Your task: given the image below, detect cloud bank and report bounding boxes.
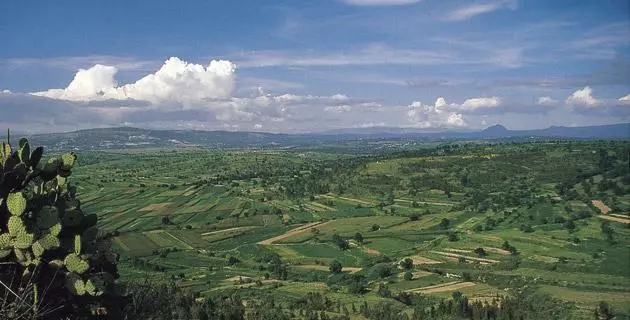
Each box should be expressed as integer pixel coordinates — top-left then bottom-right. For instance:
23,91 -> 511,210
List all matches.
0,57 -> 627,133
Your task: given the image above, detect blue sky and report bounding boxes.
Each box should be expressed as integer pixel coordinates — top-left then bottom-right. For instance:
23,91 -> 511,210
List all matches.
0,0 -> 628,133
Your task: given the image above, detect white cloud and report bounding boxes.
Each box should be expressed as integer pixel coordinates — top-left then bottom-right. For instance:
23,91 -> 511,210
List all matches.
565,86 -> 599,107
32,57 -> 236,105
1,89 -> 11,94
459,97 -> 501,110
407,98 -> 467,128
447,0 -> 516,21
619,94 -> 630,103
537,96 -> 558,106
340,0 -> 421,5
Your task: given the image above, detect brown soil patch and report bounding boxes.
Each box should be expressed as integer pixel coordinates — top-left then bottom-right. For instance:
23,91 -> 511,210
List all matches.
138,202 -> 173,212
592,200 -> 611,214
409,281 -> 475,294
226,275 -> 252,282
293,265 -> 362,273
362,247 -> 382,255
483,247 -> 511,255
106,212 -> 125,221
444,248 -> 472,254
430,251 -> 499,264
258,221 -> 329,245
598,215 -> 630,224
201,227 -> 252,236
410,255 -> 442,265
399,271 -> 432,279
319,194 -> 373,206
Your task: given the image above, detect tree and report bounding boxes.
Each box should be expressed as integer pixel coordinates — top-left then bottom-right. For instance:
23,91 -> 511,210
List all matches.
448,232 -> 459,242
332,234 -> 349,250
474,247 -> 487,257
162,215 -> 171,225
439,218 -> 450,230
329,260 -> 343,274
400,258 -> 413,270
371,224 -> 380,231
403,271 -> 413,281
564,219 -> 576,232
594,301 -> 615,320
228,256 -> 240,266
354,232 -> 364,244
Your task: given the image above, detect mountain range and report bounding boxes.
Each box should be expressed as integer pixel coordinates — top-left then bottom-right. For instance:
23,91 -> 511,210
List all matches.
10,123 -> 630,152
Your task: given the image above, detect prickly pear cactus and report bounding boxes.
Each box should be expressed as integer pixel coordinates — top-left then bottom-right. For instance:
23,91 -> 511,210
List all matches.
0,134 -> 125,318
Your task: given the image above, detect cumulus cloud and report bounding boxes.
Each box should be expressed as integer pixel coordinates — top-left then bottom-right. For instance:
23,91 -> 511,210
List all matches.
458,97 -> 501,110
565,86 -> 599,107
340,0 -> 421,5
32,57 -> 236,105
1,89 -> 11,94
407,98 -> 467,128
537,96 -> 558,106
619,94 -> 630,103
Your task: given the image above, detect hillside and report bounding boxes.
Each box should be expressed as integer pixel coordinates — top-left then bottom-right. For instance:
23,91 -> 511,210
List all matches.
69,140 -> 630,319
12,123 -> 630,152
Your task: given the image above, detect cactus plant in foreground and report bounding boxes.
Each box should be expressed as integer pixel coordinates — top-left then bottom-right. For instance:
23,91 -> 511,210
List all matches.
0,132 -> 125,319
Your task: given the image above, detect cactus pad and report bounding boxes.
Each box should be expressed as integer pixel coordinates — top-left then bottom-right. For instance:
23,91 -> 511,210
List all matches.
85,277 -> 105,296
7,192 -> 27,216
74,234 -> 82,255
64,253 -> 89,274
66,273 -> 86,296
32,233 -> 60,256
18,139 -> 30,164
61,153 -> 76,170
8,216 -> 26,235
36,206 -> 59,229
0,233 -> 11,249
47,223 -> 62,237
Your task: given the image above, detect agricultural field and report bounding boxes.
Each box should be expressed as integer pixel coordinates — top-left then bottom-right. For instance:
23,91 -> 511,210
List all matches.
70,140 -> 630,319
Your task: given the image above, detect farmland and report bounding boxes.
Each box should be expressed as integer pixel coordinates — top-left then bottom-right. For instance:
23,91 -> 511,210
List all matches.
70,140 -> 630,319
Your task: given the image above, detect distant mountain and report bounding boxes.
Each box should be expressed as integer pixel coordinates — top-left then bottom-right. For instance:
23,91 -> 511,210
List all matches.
7,123 -> 628,152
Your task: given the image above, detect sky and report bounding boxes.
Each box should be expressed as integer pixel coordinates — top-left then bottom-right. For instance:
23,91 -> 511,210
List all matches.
0,0 -> 629,133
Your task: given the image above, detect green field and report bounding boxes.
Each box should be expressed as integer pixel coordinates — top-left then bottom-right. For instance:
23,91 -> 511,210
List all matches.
68,140 -> 630,319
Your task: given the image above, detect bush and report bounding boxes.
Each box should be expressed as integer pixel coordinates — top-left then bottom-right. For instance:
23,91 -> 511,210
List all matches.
329,260 -> 343,274
399,258 -> 413,270
403,270 -> 413,281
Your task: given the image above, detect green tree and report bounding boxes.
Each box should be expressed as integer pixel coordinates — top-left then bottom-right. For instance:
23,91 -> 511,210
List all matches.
329,260 -> 343,274
354,232 -> 364,244
399,258 -> 413,270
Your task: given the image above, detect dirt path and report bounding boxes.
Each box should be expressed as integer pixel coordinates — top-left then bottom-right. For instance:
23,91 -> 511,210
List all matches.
395,199 -> 454,206
139,202 -> 173,212
430,251 -> 499,264
319,194 -> 374,206
258,221 -> 329,245
408,281 -> 475,293
362,247 -> 382,255
483,247 -> 511,255
201,227 -> 253,236
592,200 -> 611,214
410,255 -> 442,265
598,215 -> 630,224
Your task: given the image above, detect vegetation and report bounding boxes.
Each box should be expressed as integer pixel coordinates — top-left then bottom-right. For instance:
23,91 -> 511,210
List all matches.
3,137 -> 629,319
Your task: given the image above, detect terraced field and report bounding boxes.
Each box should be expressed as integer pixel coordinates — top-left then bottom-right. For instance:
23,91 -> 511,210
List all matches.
69,141 -> 630,319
